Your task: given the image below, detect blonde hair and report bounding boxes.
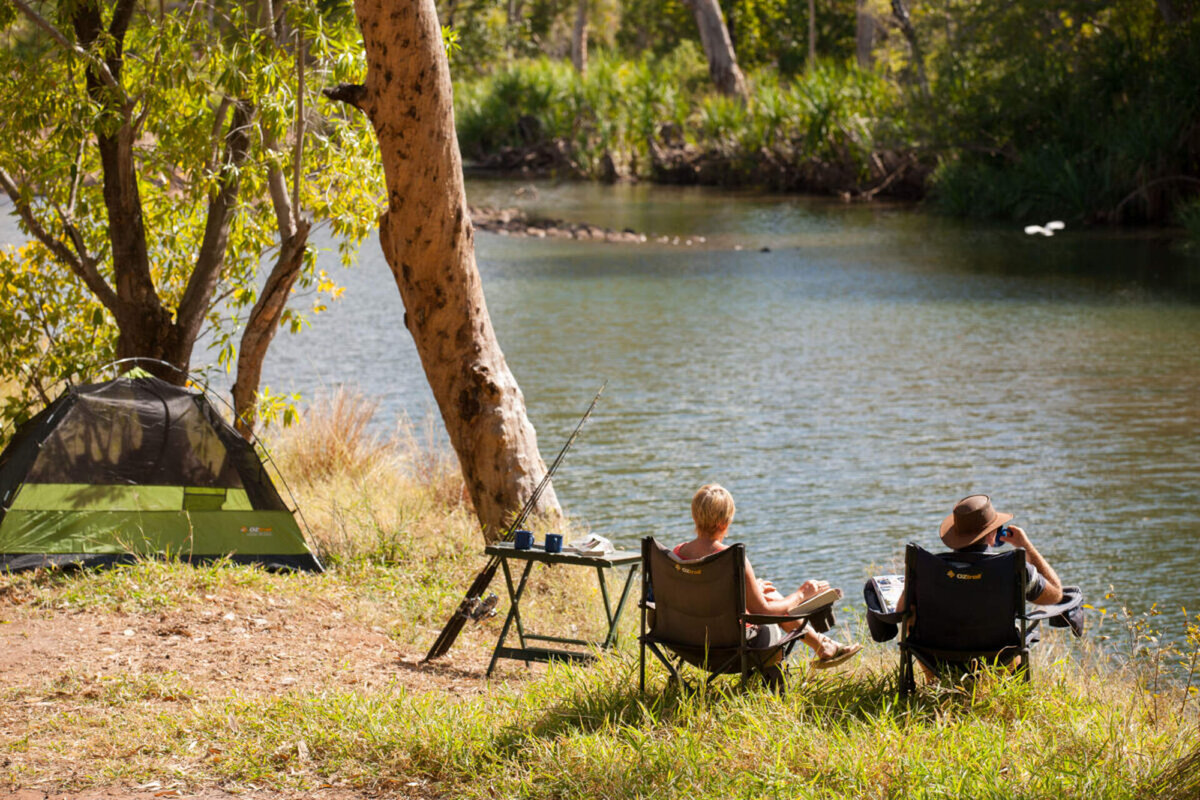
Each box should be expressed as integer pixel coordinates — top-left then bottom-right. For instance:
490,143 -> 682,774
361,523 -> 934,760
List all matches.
691,484 -> 735,537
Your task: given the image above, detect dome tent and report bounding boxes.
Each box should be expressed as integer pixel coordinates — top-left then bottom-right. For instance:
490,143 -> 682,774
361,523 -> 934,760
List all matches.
0,374 -> 321,572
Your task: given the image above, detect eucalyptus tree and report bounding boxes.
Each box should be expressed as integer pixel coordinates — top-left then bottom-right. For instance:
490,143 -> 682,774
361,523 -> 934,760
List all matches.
0,0 -> 381,434
326,0 -> 561,538
682,0 -> 747,99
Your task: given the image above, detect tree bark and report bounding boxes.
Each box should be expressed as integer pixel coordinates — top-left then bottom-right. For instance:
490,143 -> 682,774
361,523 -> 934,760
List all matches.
571,0 -> 588,75
807,0 -> 817,70
334,0 -> 561,539
890,0 -> 930,98
855,0 -> 875,69
1154,0 -> 1180,23
681,0 -> 748,100
232,220 -> 310,437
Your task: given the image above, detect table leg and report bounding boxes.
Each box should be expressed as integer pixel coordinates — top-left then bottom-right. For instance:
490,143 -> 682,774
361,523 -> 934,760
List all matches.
602,564 -> 640,649
501,556 -> 532,651
596,566 -> 613,630
487,558 -> 536,677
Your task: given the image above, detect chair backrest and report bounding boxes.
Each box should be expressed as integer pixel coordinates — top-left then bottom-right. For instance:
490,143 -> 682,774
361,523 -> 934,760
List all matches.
642,537 -> 745,649
906,543 -> 1026,653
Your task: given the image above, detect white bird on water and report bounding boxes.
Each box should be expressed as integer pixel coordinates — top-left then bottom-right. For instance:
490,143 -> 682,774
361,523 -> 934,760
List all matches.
1024,220 -> 1066,236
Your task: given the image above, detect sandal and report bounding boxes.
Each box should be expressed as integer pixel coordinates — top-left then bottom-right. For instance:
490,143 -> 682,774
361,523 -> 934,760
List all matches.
811,641 -> 863,670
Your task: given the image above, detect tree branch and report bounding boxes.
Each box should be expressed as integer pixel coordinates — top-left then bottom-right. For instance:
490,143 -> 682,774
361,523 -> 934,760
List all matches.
292,28 -> 305,219
0,167 -> 121,313
206,96 -> 233,176
66,139 -> 85,216
231,220 -> 311,437
54,203 -> 94,266
108,0 -> 138,44
8,0 -> 125,100
1114,175 -> 1200,220
176,100 -> 254,344
322,83 -> 367,111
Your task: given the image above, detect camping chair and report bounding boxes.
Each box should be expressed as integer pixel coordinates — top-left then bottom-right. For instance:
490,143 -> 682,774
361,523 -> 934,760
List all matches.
638,536 -> 836,696
866,543 -> 1084,699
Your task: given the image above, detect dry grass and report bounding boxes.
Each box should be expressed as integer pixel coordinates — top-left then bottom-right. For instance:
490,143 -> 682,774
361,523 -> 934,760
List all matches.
270,388 -> 475,567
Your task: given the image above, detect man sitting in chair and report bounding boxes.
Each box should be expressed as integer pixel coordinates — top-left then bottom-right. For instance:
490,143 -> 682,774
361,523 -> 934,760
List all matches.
672,484 -> 862,669
896,494 -> 1065,677
928,494 -> 1062,606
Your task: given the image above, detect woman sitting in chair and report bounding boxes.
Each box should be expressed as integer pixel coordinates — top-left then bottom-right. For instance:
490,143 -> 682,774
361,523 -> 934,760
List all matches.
672,483 -> 862,669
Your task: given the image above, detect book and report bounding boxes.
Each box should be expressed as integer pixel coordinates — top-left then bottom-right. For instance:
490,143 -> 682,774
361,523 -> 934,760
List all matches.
563,534 -> 614,557
788,587 -> 843,615
869,574 -> 905,614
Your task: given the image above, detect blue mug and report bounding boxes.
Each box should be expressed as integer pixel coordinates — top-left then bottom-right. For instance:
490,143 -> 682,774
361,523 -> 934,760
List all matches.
994,525 -> 1011,546
513,529 -> 534,550
544,533 -> 563,554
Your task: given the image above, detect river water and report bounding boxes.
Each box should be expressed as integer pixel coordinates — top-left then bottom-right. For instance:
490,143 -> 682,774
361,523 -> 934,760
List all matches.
4,182 -> 1199,619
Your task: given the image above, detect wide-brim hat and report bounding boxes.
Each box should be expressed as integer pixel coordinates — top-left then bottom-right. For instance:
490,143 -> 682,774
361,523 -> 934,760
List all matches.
939,494 -> 1013,550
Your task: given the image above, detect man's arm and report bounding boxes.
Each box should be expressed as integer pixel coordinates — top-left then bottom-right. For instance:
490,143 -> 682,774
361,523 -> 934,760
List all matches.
1007,525 -> 1063,605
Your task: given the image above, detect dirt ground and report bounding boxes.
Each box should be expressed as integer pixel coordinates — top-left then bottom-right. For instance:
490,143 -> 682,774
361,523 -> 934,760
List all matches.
0,592 -> 541,799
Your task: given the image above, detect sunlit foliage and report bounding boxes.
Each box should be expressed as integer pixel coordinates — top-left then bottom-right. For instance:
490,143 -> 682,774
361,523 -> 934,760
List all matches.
0,0 -> 383,430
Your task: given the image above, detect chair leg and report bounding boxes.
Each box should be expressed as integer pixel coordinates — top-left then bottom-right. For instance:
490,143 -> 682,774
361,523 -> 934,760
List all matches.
639,639 -> 646,696
899,648 -> 912,700
762,665 -> 785,696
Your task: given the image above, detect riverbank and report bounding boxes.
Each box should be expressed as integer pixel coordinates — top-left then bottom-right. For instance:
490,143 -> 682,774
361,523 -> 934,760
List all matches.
455,57 -> 926,202
2,392 -> 1199,799
452,39 -> 1200,234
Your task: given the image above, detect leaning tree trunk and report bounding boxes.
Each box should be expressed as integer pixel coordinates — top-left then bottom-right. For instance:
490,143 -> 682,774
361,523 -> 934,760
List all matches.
571,0 -> 588,75
890,0 -> 930,98
855,0 -> 875,69
682,0 -> 748,101
330,0 -> 561,539
807,0 -> 816,70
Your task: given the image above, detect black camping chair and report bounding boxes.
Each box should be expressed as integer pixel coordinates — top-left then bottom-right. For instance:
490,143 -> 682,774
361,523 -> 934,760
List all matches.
638,536 -> 836,696
866,543 -> 1084,699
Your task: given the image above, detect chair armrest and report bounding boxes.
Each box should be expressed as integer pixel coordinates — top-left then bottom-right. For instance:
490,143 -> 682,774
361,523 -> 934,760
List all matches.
743,612 -> 807,625
1024,586 -> 1085,636
1026,585 -> 1083,620
744,604 -> 837,634
871,609 -> 907,625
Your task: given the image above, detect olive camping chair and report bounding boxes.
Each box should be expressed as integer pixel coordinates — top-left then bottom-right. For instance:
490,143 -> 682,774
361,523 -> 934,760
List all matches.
865,543 -> 1084,699
638,536 -> 837,696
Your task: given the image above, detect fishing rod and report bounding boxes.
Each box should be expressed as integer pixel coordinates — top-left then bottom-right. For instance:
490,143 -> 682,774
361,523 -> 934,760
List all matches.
423,381 -> 607,663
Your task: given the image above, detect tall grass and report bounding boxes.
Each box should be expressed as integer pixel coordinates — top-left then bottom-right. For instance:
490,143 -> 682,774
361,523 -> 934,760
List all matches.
454,49 -> 898,187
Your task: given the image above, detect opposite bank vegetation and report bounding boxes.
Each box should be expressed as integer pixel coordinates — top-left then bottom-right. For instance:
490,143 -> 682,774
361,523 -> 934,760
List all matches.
452,13 -> 1200,245
2,391 -> 1200,798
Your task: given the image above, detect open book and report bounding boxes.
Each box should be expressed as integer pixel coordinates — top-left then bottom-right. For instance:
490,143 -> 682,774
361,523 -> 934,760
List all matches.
563,534 -> 614,557
869,574 -> 905,614
788,586 -> 843,616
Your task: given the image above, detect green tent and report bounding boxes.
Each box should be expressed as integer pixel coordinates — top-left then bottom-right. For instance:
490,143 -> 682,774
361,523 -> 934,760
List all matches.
0,375 -> 321,572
